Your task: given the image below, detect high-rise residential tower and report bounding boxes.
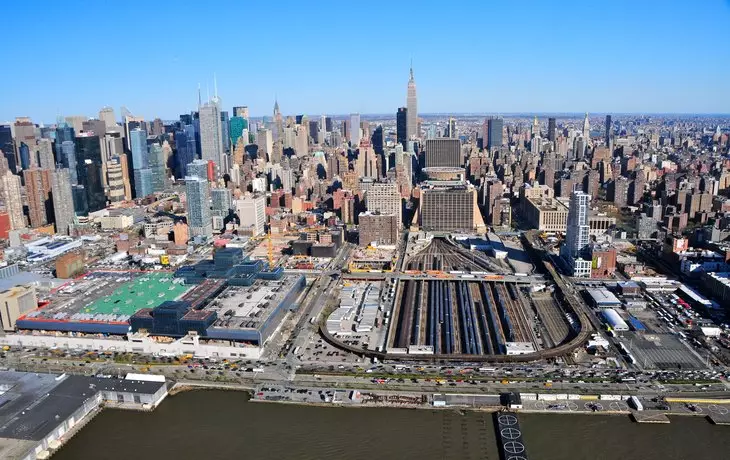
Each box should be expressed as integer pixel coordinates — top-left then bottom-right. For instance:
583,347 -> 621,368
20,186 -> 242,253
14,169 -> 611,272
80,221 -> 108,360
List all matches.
185,175 -> 212,239
0,170 -> 24,229
51,168 -> 75,234
561,187 -> 592,277
406,64 -> 418,139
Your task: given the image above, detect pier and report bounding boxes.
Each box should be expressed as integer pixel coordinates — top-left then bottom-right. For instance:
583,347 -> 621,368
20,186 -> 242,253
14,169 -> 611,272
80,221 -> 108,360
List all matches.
494,411 -> 529,460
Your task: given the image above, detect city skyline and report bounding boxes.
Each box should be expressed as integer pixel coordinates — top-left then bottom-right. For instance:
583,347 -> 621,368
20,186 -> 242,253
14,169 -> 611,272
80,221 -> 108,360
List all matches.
2,1 -> 730,122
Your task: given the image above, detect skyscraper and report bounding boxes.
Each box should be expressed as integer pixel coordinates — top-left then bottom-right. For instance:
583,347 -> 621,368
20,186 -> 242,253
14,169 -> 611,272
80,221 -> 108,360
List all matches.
60,141 -> 77,184
74,134 -> 106,213
199,99 -> 224,173
349,113 -> 361,146
174,125 -> 197,179
51,168 -> 75,234
220,111 -> 230,153
406,65 -> 418,139
547,117 -> 557,143
0,171 -> 24,229
561,188 -> 592,277
447,117 -> 457,139
106,157 -> 127,203
582,112 -> 590,141
605,114 -> 612,145
36,139 -> 55,169
185,175 -> 212,239
148,143 -> 166,192
134,168 -> 153,198
396,107 -> 408,149
487,118 -> 503,150
23,168 -> 52,228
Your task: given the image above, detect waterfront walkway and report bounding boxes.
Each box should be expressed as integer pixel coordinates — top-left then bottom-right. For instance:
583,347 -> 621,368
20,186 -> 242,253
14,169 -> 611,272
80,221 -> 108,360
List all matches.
494,411 -> 529,460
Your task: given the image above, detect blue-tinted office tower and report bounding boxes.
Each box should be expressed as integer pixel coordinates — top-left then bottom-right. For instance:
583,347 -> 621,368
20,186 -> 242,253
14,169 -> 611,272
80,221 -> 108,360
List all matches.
72,185 -> 88,216
229,116 -> 245,145
19,142 -> 31,170
130,128 -> 148,170
55,124 -> 75,144
221,111 -> 230,153
60,141 -> 78,184
73,135 -> 106,213
174,125 -> 197,179
487,118 -> 503,150
134,168 -> 153,198
0,125 -> 15,173
149,143 -> 166,192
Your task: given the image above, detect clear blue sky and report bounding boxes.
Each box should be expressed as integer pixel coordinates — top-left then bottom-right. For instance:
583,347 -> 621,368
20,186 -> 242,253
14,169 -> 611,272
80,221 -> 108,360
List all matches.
2,0 -> 729,123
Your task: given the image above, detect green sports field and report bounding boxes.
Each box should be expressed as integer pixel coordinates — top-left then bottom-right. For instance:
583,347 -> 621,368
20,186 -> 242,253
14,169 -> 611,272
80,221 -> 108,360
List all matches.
81,272 -> 190,316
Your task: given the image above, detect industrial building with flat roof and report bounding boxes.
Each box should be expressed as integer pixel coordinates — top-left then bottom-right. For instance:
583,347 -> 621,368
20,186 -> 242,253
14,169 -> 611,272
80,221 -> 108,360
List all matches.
16,272 -> 190,334
14,248 -> 305,346
0,371 -> 167,460
520,187 -> 616,236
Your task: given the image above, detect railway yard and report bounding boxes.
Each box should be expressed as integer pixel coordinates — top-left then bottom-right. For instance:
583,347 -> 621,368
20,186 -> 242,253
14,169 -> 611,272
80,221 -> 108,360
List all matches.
387,238 -> 573,357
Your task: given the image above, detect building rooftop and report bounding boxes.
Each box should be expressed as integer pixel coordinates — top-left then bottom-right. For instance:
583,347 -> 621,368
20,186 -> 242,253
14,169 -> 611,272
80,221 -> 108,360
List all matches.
20,271 -> 191,326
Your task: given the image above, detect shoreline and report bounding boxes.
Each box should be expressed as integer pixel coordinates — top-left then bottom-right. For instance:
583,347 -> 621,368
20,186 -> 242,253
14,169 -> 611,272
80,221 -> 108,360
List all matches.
165,381 -> 727,424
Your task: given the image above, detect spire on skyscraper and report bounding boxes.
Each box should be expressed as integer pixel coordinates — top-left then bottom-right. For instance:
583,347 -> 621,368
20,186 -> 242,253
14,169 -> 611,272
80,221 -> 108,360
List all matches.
409,59 -> 414,81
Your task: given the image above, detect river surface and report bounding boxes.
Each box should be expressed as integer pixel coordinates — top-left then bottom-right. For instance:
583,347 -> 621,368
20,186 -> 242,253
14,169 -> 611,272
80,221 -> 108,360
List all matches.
55,390 -> 730,460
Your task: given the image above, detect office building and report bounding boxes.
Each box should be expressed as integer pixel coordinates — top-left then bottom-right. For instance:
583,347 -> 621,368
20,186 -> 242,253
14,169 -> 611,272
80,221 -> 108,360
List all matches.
59,141 -> 78,184
487,118 -> 503,150
36,138 -> 55,169
396,107 -> 408,148
582,112 -> 590,141
447,117 -> 457,139
19,142 -> 31,170
0,170 -> 24,229
220,111 -> 230,153
74,134 -> 106,213
148,143 -> 166,192
134,168 -> 153,198
99,106 -> 116,128
229,116 -> 246,146
185,175 -> 212,239
13,117 -> 36,160
51,168 -> 75,234
407,65 -> 418,139
0,125 -> 13,170
349,113 -> 361,146
236,193 -> 266,236
257,128 -> 273,160
548,117 -> 557,143
130,128 -> 148,170
420,186 -> 484,233
424,138 -> 461,168
174,125 -> 197,179
561,188 -> 592,277
605,114 -> 612,145
199,99 -> 224,172
358,212 -> 399,246
106,156 -> 127,203
365,181 -> 402,229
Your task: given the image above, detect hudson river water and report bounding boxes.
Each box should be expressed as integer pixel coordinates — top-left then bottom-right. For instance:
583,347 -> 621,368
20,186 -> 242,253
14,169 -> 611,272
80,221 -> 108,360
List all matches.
55,390 -> 730,460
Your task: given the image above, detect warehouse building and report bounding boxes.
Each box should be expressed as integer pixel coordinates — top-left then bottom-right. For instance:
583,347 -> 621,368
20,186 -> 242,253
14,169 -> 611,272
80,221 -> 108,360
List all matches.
586,288 -> 621,308
0,371 -> 167,460
602,308 -> 629,331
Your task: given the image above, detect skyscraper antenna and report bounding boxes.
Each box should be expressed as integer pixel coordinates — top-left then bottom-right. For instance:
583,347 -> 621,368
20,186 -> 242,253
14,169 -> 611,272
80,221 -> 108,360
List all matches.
198,84 -> 202,108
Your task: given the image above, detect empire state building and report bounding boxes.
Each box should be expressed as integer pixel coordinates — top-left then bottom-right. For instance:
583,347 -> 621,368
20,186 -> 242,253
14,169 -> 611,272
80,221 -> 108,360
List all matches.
406,65 -> 418,140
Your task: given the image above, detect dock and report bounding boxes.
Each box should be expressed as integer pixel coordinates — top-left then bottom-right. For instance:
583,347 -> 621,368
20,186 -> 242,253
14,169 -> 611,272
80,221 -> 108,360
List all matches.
494,411 -> 529,460
631,411 -> 671,424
